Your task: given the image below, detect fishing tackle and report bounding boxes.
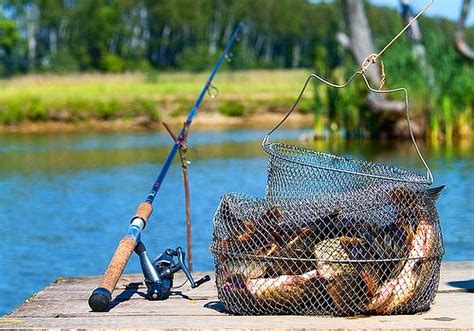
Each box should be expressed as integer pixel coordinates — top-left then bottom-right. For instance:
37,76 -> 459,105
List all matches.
134,242 -> 210,300
88,22 -> 243,312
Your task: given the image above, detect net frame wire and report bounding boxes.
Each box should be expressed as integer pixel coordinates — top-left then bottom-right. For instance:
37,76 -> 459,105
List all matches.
262,71 -> 433,184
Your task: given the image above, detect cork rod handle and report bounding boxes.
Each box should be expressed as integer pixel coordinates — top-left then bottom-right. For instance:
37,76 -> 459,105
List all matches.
134,201 -> 153,221
88,202 -> 152,312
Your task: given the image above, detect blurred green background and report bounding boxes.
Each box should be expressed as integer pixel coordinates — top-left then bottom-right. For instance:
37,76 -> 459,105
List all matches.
0,0 -> 472,141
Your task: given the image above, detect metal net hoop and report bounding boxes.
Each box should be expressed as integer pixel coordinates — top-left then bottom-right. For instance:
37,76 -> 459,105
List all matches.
262,72 -> 433,184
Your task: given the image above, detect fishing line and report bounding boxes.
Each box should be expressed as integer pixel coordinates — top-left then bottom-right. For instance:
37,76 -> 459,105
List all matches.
171,279 -> 189,290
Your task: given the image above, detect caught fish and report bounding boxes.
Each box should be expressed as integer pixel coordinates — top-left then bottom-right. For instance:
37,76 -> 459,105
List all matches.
389,185 -> 445,208
257,226 -> 317,277
314,236 -> 365,280
426,185 -> 446,201
216,185 -> 443,315
220,206 -> 283,252
326,271 -> 378,316
257,226 -> 312,256
367,210 -> 436,314
323,236 -> 381,315
221,259 -> 267,279
364,185 -> 444,261
245,269 -> 320,303
250,209 -> 340,259
364,222 -> 415,260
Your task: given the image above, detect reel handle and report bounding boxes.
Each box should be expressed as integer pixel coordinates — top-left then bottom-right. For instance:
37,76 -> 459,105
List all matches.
88,202 -> 153,312
172,247 -> 211,289
192,275 -> 211,288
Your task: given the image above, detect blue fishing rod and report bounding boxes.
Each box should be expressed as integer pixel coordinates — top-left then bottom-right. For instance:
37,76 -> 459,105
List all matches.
89,23 -> 243,312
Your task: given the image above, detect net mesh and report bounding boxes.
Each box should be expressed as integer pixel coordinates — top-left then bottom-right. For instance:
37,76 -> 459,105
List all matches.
210,142 -> 444,316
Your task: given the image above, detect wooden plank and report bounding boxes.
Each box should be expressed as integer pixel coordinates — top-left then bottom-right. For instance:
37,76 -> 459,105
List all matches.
1,292 -> 473,330
438,262 -> 474,292
1,262 -> 473,330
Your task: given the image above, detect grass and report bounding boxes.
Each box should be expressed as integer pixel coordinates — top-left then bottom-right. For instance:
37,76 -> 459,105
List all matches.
0,69 -> 471,140
0,70 -> 312,125
0,70 -> 311,103
218,101 -> 245,117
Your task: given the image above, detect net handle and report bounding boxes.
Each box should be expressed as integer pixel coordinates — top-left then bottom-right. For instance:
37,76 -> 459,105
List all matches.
262,72 -> 434,184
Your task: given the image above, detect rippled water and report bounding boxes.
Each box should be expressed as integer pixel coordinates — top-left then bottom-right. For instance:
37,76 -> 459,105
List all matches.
0,129 -> 472,315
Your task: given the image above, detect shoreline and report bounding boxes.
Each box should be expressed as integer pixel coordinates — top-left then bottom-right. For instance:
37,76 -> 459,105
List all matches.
0,112 -> 313,134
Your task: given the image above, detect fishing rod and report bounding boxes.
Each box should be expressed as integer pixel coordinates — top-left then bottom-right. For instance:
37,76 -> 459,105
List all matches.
88,23 -> 243,312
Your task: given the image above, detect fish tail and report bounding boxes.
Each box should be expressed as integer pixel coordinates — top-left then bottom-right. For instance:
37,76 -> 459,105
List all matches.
427,185 -> 446,200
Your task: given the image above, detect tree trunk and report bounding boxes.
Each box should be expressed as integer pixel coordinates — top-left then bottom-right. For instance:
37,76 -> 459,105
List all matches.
342,0 -> 379,84
49,29 -> 57,55
140,6 -> 150,56
254,33 -> 265,57
129,6 -> 141,57
223,20 -> 234,45
341,0 -> 405,114
159,25 -> 171,66
209,1 -> 221,55
26,4 -> 39,69
455,0 -> 474,60
292,43 -> 301,68
264,40 -> 273,63
59,17 -> 68,40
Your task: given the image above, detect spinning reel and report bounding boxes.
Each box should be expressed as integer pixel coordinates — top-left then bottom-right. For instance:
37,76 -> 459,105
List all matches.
134,241 -> 210,300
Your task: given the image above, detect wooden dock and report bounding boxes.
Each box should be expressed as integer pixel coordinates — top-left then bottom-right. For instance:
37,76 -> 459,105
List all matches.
1,262 -> 473,330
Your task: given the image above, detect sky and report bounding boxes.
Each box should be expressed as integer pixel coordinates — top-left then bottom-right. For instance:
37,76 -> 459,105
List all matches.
369,0 -> 473,26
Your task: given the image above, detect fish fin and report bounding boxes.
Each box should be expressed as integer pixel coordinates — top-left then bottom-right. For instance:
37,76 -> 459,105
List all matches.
330,209 -> 342,219
405,227 -> 415,245
427,185 -> 446,200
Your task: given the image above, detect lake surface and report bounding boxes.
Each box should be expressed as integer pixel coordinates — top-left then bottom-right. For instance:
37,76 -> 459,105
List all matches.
0,129 -> 472,315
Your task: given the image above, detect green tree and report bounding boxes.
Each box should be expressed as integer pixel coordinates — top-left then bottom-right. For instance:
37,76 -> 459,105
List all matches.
0,13 -> 21,74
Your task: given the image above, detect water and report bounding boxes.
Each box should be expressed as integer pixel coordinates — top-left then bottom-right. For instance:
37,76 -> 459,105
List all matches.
0,129 -> 472,315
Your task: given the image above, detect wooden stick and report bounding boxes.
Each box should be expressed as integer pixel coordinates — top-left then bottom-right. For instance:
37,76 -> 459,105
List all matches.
162,122 -> 193,271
